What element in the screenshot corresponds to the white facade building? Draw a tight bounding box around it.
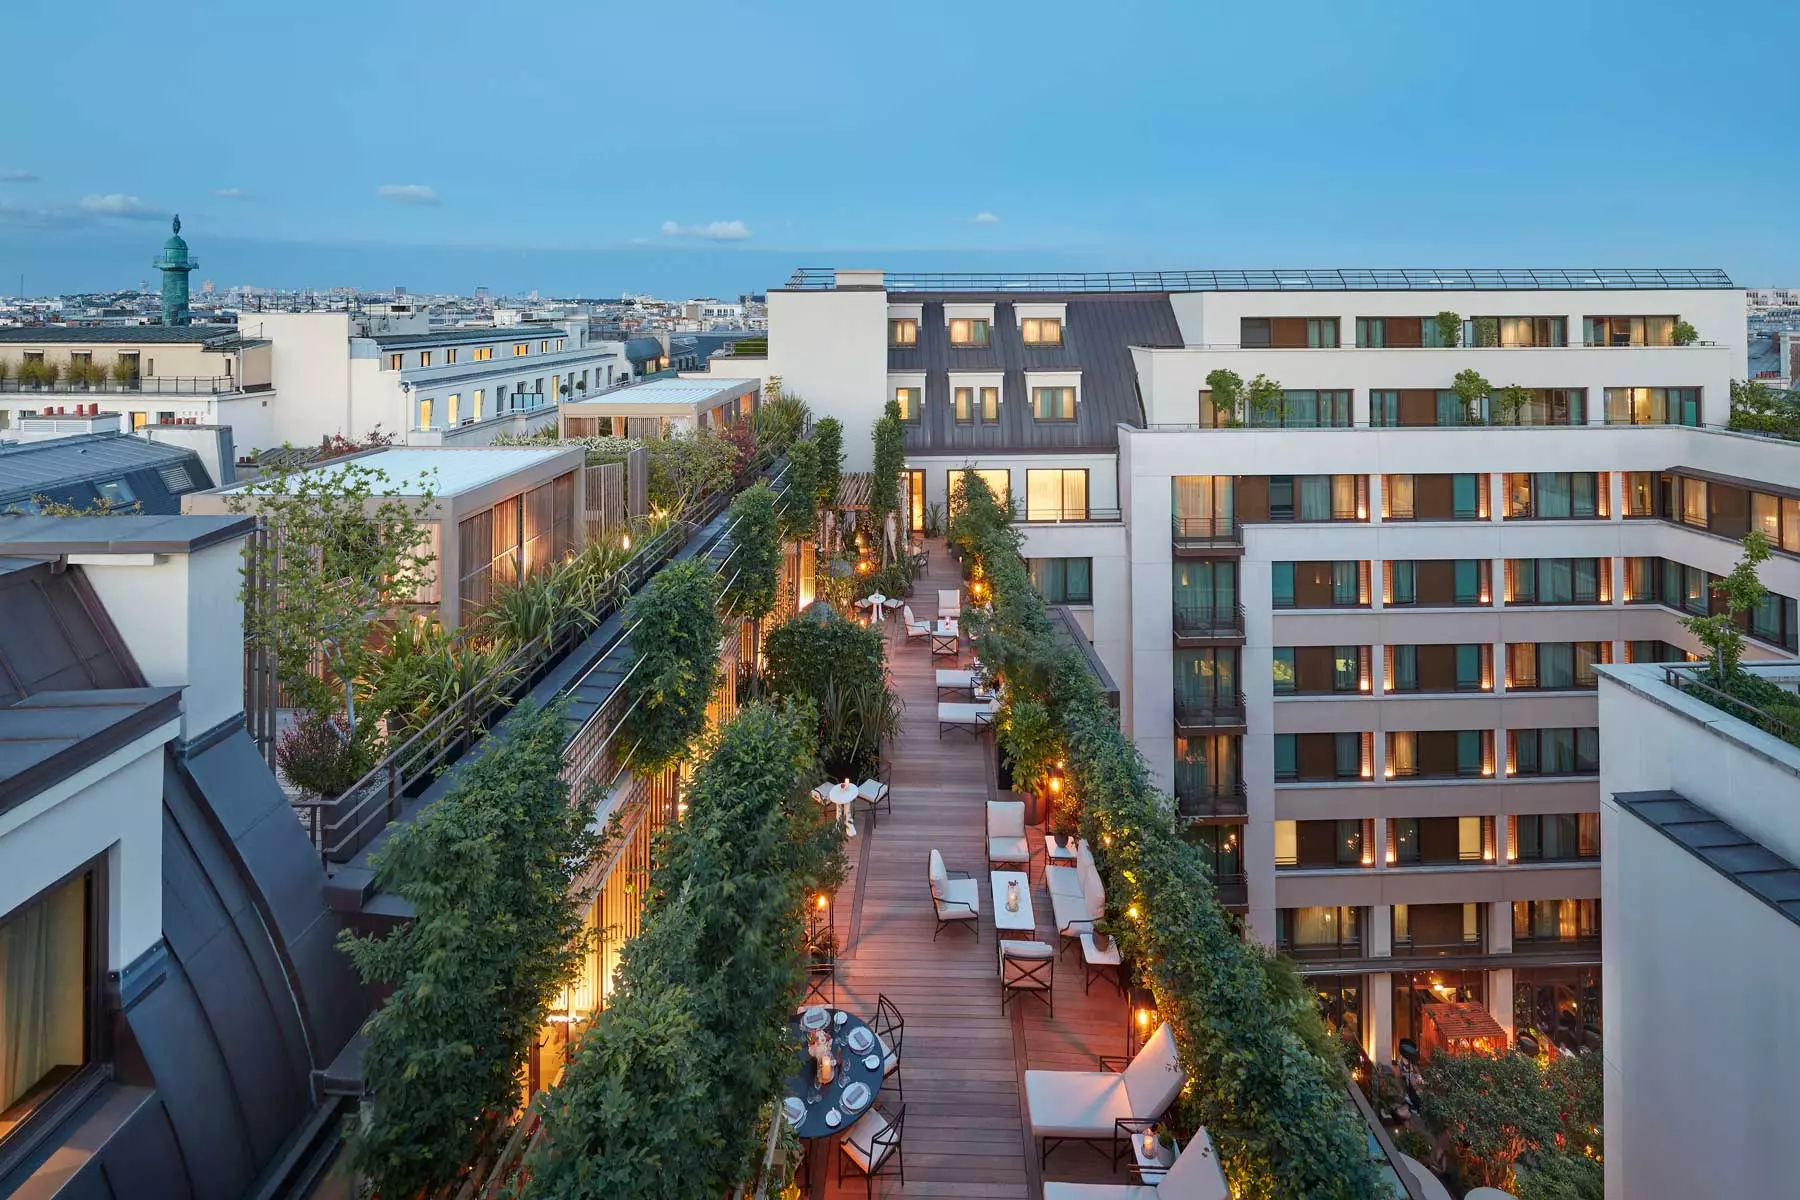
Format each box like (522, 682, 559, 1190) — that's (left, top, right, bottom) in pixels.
(765, 265, 1800, 1065)
(1596, 660, 1800, 1200)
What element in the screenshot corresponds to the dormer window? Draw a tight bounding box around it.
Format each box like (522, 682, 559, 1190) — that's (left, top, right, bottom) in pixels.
(420, 350, 433, 367)
(889, 318, 918, 347)
(949, 318, 990, 347)
(1022, 317, 1062, 346)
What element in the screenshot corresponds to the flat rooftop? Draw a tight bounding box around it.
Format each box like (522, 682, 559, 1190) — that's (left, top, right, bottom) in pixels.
(0, 324, 239, 343)
(564, 377, 759, 408)
(214, 446, 580, 498)
(782, 266, 1737, 293)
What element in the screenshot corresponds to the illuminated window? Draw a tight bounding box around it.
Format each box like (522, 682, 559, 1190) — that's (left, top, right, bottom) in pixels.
(387, 353, 403, 370)
(894, 387, 921, 422)
(949, 318, 990, 347)
(980, 386, 998, 421)
(948, 469, 1011, 513)
(418, 398, 433, 428)
(474, 346, 494, 361)
(1031, 387, 1075, 421)
(556, 338, 565, 352)
(447, 394, 460, 425)
(419, 350, 432, 367)
(953, 387, 973, 423)
(472, 389, 484, 420)
(1025, 468, 1088, 521)
(0, 870, 97, 1141)
(1022, 317, 1063, 346)
(888, 318, 918, 347)
(513, 343, 530, 357)
(445, 348, 457, 364)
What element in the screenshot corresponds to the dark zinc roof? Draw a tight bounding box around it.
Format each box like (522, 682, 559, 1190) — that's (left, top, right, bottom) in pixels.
(0, 324, 238, 343)
(0, 512, 255, 555)
(366, 324, 564, 348)
(1616, 790, 1800, 928)
(0, 687, 181, 814)
(0, 433, 214, 514)
(787, 266, 1737, 292)
(894, 296, 1181, 456)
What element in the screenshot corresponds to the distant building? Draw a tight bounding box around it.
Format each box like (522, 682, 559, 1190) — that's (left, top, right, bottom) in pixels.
(150, 215, 197, 326)
(0, 420, 216, 513)
(1598, 660, 1800, 1200)
(1747, 287, 1800, 309)
(559, 376, 760, 439)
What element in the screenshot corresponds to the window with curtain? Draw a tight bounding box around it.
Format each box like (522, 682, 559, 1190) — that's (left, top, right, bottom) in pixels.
(1511, 728, 1601, 776)
(1514, 813, 1602, 860)
(1390, 645, 1419, 691)
(1680, 477, 1708, 526)
(1506, 473, 1603, 519)
(1021, 317, 1062, 345)
(888, 318, 918, 347)
(0, 870, 94, 1134)
(1387, 473, 1415, 519)
(1249, 389, 1352, 428)
(1031, 387, 1075, 421)
(1389, 560, 1417, 605)
(1509, 642, 1608, 689)
(949, 317, 990, 346)
(948, 469, 1011, 513)
(1334, 732, 1363, 778)
(980, 386, 999, 421)
(1175, 648, 1240, 710)
(1356, 317, 1386, 347)
(1173, 559, 1236, 615)
(1297, 475, 1331, 521)
(1282, 907, 1359, 951)
(1514, 899, 1600, 942)
(1508, 558, 1604, 604)
(1605, 387, 1701, 426)
(894, 386, 921, 422)
(1272, 647, 1296, 693)
(1025, 469, 1088, 521)
(1752, 592, 1800, 652)
(1333, 647, 1360, 692)
(1624, 471, 1657, 516)
(1271, 562, 1295, 608)
(1307, 318, 1339, 347)
(953, 386, 973, 423)
(1027, 557, 1093, 604)
(1172, 476, 1233, 526)
(1331, 560, 1359, 605)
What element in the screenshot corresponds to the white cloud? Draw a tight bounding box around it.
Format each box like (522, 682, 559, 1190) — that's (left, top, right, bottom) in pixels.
(0, 200, 80, 228)
(971, 211, 1001, 224)
(213, 187, 247, 199)
(78, 193, 164, 219)
(378, 183, 441, 206)
(660, 218, 752, 241)
(0, 170, 38, 183)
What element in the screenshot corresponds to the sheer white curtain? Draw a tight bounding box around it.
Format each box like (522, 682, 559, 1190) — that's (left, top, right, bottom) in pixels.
(1, 876, 86, 1112)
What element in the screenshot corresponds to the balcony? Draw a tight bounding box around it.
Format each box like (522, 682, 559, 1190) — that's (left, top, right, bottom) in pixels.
(1214, 873, 1248, 907)
(1, 375, 251, 396)
(1173, 770, 1247, 821)
(1172, 602, 1245, 642)
(1279, 936, 1365, 962)
(1017, 506, 1121, 525)
(1173, 695, 1246, 734)
(1171, 514, 1241, 554)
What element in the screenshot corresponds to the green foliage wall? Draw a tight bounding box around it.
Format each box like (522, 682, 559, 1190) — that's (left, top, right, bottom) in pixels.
(619, 559, 722, 773)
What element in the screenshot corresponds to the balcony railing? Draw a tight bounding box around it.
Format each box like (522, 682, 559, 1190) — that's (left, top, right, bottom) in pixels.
(1173, 695, 1246, 731)
(1017, 506, 1121, 524)
(1393, 935, 1488, 957)
(1385, 765, 1491, 781)
(1172, 602, 1246, 639)
(1171, 514, 1241, 547)
(1279, 938, 1365, 961)
(1512, 933, 1602, 955)
(1, 375, 248, 395)
(1662, 663, 1800, 748)
(1173, 772, 1247, 820)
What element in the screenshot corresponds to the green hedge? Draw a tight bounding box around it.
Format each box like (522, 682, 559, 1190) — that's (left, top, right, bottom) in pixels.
(949, 476, 1381, 1199)
(529, 702, 844, 1197)
(618, 559, 722, 773)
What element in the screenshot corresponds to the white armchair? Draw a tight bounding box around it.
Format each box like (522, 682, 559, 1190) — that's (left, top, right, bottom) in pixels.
(928, 848, 980, 941)
(937, 588, 962, 618)
(1046, 840, 1107, 956)
(986, 800, 1032, 872)
(1024, 1021, 1185, 1169)
(1041, 1126, 1228, 1199)
(902, 605, 931, 644)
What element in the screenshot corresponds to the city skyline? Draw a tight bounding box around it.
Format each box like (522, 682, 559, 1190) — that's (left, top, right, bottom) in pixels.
(3, 0, 1797, 297)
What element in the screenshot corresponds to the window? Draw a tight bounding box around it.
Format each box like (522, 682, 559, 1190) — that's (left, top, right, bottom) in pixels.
(418, 397, 433, 429)
(1028, 557, 1093, 604)
(1355, 316, 1443, 348)
(888, 318, 918, 347)
(1505, 558, 1609, 605)
(979, 386, 999, 421)
(94, 478, 136, 506)
(1752, 591, 1800, 652)
(1247, 390, 1352, 429)
(1278, 907, 1362, 956)
(1386, 730, 1491, 778)
(1382, 473, 1486, 520)
(1262, 475, 1365, 522)
(1584, 315, 1676, 347)
(1486, 316, 1568, 347)
(1274, 732, 1370, 781)
(1513, 899, 1601, 944)
(1173, 559, 1238, 630)
(1274, 820, 1370, 868)
(1272, 646, 1369, 695)
(1175, 648, 1241, 715)
(1392, 903, 1484, 952)
(1272, 560, 1369, 608)
(949, 317, 990, 347)
(540, 340, 551, 353)
(1389, 817, 1490, 865)
(1022, 317, 1063, 345)
(948, 469, 1011, 513)
(1509, 729, 1600, 777)
(1678, 476, 1707, 527)
(1625, 640, 1695, 664)
(1605, 387, 1700, 426)
(1504, 472, 1606, 520)
(1513, 814, 1601, 860)
(1024, 469, 1088, 521)
(446, 394, 460, 426)
(556, 338, 565, 352)
(419, 350, 433, 367)
(473, 346, 494, 361)
(387, 353, 403, 370)
(1031, 386, 1075, 421)
(894, 387, 921, 422)
(1176, 736, 1242, 809)
(1242, 317, 1338, 349)
(1506, 642, 1610, 690)
(0, 868, 98, 1142)
(1386, 644, 1489, 692)
(444, 348, 457, 365)
(953, 387, 973, 423)
(1623, 471, 1657, 517)
(513, 343, 530, 356)
(472, 389, 484, 421)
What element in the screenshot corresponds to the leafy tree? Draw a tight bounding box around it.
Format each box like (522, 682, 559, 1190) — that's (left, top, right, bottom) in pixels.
(869, 398, 905, 544)
(779, 438, 820, 542)
(1474, 316, 1500, 347)
(110, 355, 139, 385)
(31, 493, 141, 516)
(722, 484, 783, 694)
(1516, 1152, 1603, 1200)
(1451, 368, 1492, 424)
(1421, 1051, 1562, 1190)
(1435, 311, 1463, 347)
(812, 417, 843, 510)
(644, 429, 739, 515)
(1670, 318, 1699, 346)
(341, 702, 596, 1199)
(1493, 383, 1536, 425)
(531, 702, 844, 1198)
(1204, 368, 1243, 425)
(618, 559, 722, 773)
(1683, 530, 1773, 684)
(763, 607, 896, 778)
(1728, 378, 1800, 440)
(224, 456, 438, 727)
(1202, 368, 1283, 426)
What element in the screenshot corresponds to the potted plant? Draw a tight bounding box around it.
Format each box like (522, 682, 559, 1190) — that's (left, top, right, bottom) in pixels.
(1090, 917, 1117, 955)
(1672, 318, 1699, 346)
(1434, 311, 1462, 348)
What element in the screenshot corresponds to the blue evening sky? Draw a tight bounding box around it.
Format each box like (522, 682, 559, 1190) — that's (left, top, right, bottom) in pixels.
(1, 0, 1793, 297)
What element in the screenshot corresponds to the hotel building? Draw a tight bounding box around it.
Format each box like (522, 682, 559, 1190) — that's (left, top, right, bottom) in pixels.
(751, 265, 1800, 1065)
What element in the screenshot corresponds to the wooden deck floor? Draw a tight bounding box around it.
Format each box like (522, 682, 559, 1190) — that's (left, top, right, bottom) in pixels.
(820, 545, 1132, 1199)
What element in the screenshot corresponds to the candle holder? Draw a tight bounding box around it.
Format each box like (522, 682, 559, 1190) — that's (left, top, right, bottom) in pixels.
(1006, 879, 1020, 913)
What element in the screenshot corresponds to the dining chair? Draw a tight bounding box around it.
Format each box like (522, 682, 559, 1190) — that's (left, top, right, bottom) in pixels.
(856, 770, 892, 828)
(838, 1101, 905, 1198)
(873, 993, 905, 1098)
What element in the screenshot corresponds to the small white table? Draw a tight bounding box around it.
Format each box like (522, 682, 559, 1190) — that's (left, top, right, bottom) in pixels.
(1132, 1131, 1180, 1185)
(932, 618, 960, 657)
(1044, 835, 1079, 868)
(827, 780, 859, 838)
(990, 870, 1035, 937)
(1080, 932, 1125, 995)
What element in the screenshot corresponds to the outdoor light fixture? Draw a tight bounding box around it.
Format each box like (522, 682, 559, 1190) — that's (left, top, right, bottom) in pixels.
(621, 533, 632, 550)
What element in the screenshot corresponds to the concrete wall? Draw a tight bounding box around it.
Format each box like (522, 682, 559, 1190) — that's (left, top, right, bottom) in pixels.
(767, 286, 889, 471)
(244, 311, 355, 447)
(1598, 664, 1800, 1200)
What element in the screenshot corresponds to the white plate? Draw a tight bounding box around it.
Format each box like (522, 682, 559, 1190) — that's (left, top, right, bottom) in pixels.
(864, 1053, 881, 1071)
(832, 1010, 848, 1027)
(825, 1108, 842, 1128)
(782, 1097, 805, 1126)
(842, 1082, 871, 1111)
(801, 1006, 829, 1030)
(847, 1027, 873, 1052)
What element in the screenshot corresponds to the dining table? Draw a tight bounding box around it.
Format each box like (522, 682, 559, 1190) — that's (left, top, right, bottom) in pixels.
(784, 1006, 886, 1199)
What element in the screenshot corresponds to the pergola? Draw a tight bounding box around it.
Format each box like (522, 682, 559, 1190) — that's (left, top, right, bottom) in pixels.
(1419, 1000, 1508, 1060)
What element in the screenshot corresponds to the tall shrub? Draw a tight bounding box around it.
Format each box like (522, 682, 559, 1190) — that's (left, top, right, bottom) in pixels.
(340, 703, 596, 1199)
(618, 559, 722, 773)
(529, 702, 843, 1198)
(723, 483, 783, 693)
(780, 438, 821, 542)
(812, 417, 843, 510)
(869, 399, 905, 544)
(764, 607, 895, 778)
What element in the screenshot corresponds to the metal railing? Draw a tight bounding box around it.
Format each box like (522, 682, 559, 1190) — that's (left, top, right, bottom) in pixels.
(1662, 663, 1800, 747)
(1172, 773, 1247, 820)
(1170, 514, 1240, 546)
(786, 266, 1736, 292)
(1016, 506, 1121, 524)
(1172, 695, 1246, 729)
(1172, 602, 1245, 638)
(1, 375, 247, 395)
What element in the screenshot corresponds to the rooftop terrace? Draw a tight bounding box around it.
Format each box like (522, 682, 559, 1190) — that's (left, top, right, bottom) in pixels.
(783, 266, 1737, 293)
